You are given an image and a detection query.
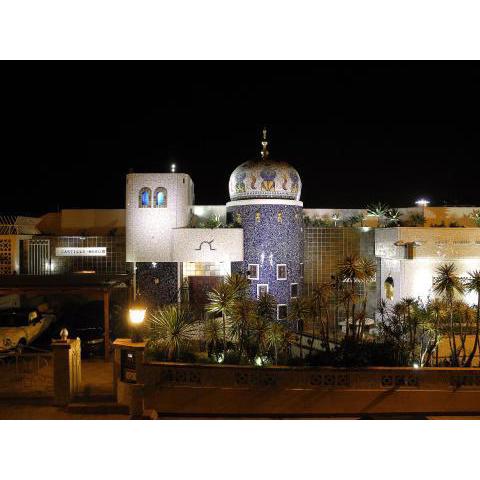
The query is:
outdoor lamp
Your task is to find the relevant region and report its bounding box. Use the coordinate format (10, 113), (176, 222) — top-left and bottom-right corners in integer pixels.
(129, 304), (146, 343)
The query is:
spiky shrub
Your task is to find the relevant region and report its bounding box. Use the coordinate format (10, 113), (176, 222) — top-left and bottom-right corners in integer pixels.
(409, 212), (425, 227)
(147, 304), (198, 361)
(470, 209), (480, 227)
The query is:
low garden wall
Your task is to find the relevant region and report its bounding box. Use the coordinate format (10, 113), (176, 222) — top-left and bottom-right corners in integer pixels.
(140, 362), (480, 417)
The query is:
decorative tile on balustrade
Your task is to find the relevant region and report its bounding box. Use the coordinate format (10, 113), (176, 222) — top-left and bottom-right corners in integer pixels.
(143, 363), (480, 393)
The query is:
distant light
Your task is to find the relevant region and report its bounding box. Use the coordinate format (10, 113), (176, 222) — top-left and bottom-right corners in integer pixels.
(171, 163), (176, 173)
(413, 362), (420, 369)
(415, 199), (430, 207)
(217, 353), (224, 364)
(151, 262), (157, 268)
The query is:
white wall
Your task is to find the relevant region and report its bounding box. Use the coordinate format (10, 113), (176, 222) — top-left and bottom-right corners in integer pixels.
(172, 228), (243, 263)
(126, 173), (194, 262)
(379, 257), (480, 306)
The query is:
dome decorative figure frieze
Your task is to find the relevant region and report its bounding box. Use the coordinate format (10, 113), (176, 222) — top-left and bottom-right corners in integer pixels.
(228, 128), (302, 202)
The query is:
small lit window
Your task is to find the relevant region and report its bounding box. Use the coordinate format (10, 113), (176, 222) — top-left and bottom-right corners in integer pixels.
(139, 187), (152, 208)
(277, 304), (288, 320)
(300, 263), (304, 278)
(154, 187), (167, 208)
(257, 284), (269, 298)
(255, 212), (261, 223)
(277, 264), (287, 280)
(248, 264), (259, 280)
(277, 212), (283, 223)
(291, 283), (299, 299)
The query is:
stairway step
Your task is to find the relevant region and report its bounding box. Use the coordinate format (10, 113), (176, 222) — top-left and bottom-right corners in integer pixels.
(67, 402), (129, 415)
(73, 394), (116, 403)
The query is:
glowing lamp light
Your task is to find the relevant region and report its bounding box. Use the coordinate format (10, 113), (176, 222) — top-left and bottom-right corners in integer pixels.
(129, 304), (147, 343)
(413, 363), (420, 369)
(171, 163), (176, 173)
(415, 199), (430, 207)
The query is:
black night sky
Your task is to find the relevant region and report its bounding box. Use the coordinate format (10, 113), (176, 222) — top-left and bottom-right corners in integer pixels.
(2, 62), (479, 216)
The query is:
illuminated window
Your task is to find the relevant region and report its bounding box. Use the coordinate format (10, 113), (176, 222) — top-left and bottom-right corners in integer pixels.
(291, 283), (299, 298)
(257, 284), (269, 298)
(139, 187), (152, 208)
(384, 276), (394, 300)
(154, 187), (167, 208)
(277, 304), (288, 320)
(277, 264), (287, 280)
(248, 264), (259, 280)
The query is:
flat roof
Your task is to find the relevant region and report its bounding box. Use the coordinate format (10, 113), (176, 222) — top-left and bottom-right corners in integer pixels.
(0, 274), (131, 294)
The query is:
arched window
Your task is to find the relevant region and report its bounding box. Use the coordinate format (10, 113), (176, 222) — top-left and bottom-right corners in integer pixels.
(384, 276), (395, 300)
(154, 187), (168, 208)
(139, 187), (152, 208)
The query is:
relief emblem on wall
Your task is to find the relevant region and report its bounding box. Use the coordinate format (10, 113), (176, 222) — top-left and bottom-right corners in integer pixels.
(195, 240), (216, 251)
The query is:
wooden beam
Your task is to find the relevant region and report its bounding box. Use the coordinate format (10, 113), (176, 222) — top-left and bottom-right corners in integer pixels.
(103, 290), (110, 361)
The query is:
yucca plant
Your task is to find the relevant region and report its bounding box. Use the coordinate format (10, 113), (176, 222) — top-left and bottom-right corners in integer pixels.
(366, 202), (390, 227)
(264, 322), (292, 365)
(148, 305), (198, 361)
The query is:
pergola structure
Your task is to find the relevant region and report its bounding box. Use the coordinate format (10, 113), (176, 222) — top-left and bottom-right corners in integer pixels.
(0, 274), (132, 360)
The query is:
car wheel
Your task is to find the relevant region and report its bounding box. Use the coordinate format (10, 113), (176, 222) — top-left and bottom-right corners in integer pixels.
(16, 339), (27, 354)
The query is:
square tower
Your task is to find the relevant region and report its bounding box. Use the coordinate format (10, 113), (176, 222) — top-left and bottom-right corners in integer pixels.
(126, 173), (194, 262)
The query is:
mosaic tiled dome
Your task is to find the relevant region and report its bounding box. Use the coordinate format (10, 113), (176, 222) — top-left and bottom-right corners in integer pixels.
(229, 159), (302, 201)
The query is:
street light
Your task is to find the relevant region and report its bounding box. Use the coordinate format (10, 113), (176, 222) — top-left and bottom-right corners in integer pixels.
(129, 303), (147, 343)
(415, 199), (430, 207)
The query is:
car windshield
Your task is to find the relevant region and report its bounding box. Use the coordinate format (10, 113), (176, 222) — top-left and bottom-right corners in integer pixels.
(0, 312), (29, 327)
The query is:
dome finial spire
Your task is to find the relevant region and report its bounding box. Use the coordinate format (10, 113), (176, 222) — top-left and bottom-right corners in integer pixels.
(261, 126), (269, 159)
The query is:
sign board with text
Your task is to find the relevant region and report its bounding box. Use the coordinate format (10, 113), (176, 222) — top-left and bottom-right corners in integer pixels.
(55, 247), (107, 257)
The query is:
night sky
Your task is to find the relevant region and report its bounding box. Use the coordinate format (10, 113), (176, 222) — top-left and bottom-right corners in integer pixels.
(2, 62), (479, 216)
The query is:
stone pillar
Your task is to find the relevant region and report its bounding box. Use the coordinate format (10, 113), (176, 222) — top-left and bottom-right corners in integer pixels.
(113, 339), (146, 417)
(52, 338), (82, 406)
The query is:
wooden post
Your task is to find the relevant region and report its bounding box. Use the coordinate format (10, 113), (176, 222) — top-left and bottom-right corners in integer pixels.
(104, 289), (110, 361)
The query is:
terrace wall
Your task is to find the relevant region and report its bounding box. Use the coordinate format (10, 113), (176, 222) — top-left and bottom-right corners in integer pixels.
(139, 362), (480, 417)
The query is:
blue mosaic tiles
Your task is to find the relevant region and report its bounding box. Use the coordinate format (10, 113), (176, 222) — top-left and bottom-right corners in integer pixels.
(227, 203), (304, 315)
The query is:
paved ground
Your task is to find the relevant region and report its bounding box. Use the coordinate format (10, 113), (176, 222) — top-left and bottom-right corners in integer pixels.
(0, 358), (126, 420)
(0, 404), (128, 420)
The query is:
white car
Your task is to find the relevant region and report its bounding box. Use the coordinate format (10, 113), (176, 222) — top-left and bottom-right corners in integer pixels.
(0, 309), (55, 353)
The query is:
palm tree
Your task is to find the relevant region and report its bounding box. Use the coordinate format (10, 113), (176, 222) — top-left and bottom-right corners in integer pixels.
(148, 305), (197, 361)
(338, 255), (362, 339)
(252, 294), (276, 357)
(230, 297), (256, 358)
(311, 283), (333, 351)
(427, 298), (444, 366)
(465, 270), (480, 367)
(433, 263), (465, 366)
(206, 281), (235, 357)
(264, 322), (291, 365)
(401, 297), (419, 360)
(288, 296), (311, 358)
(357, 257), (376, 340)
